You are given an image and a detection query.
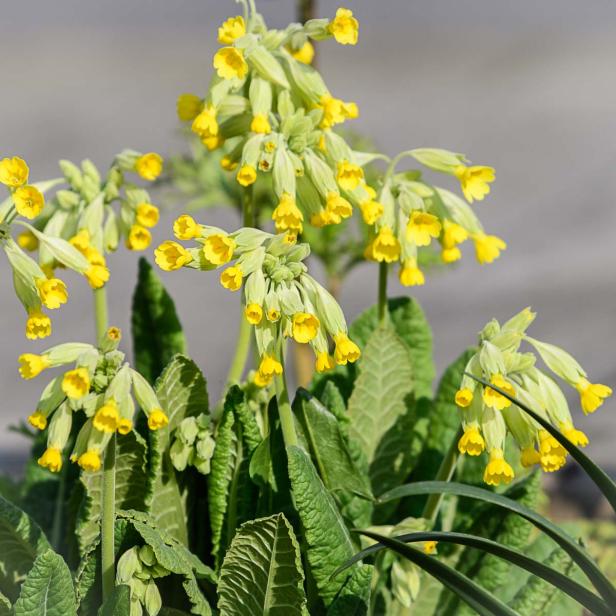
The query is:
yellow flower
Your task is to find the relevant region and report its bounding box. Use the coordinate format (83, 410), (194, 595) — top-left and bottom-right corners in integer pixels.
(443, 220), (468, 246)
(399, 259), (425, 287)
(218, 15), (246, 44)
(342, 101), (359, 119)
(520, 446), (541, 468)
(455, 165), (495, 203)
(315, 351), (335, 373)
(135, 153), (163, 181)
(154, 241), (193, 271)
(148, 409), (169, 430)
(326, 192), (352, 221)
(267, 307), (281, 322)
(93, 400), (120, 433)
(13, 185), (44, 219)
(19, 353), (51, 381)
(311, 209), (336, 228)
(336, 160), (364, 191)
(126, 225), (152, 251)
(107, 326), (122, 341)
(442, 246), (462, 263)
(0, 156), (29, 187)
(117, 418), (133, 435)
(250, 113), (271, 134)
(136, 203), (160, 228)
(561, 422), (589, 447)
(36, 277), (68, 310)
(334, 332), (361, 365)
(329, 7), (359, 45)
(258, 354), (283, 378)
(26, 311), (51, 340)
(473, 233), (506, 264)
(220, 266), (243, 291)
(62, 368), (90, 400)
(538, 430), (567, 472)
(213, 47), (248, 80)
(358, 199), (383, 225)
(458, 426), (485, 456)
(192, 105), (218, 138)
(69, 229), (91, 251)
(236, 164), (257, 186)
(318, 94), (346, 129)
(203, 233), (236, 265)
(17, 230), (39, 251)
(292, 313), (320, 344)
(78, 450), (101, 472)
(28, 411), (47, 430)
(483, 449), (514, 486)
(454, 388), (473, 407)
(406, 211), (442, 247)
(177, 93), (203, 122)
(290, 41), (315, 64)
(38, 447), (62, 473)
(272, 193), (304, 232)
(202, 135), (224, 151)
(371, 226), (400, 263)
(482, 374), (515, 410)
(575, 378), (612, 414)
(423, 541), (438, 555)
(220, 156), (238, 171)
(245, 303), (263, 325)
(85, 264), (110, 289)
(173, 214), (201, 240)
(253, 372), (272, 388)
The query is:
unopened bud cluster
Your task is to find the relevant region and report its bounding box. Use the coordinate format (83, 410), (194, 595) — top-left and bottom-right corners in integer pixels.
(170, 415), (215, 474)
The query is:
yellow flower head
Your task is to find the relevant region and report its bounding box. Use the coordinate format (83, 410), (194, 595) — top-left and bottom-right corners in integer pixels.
(221, 156), (238, 171)
(28, 411), (47, 431)
(36, 277), (68, 310)
(38, 447), (62, 473)
(371, 226), (400, 263)
(117, 418), (133, 435)
(311, 209), (336, 228)
(135, 153), (163, 181)
(561, 422), (589, 447)
(192, 105), (219, 138)
(399, 259), (425, 287)
(258, 354), (283, 378)
(148, 408), (169, 431)
(136, 203), (160, 228)
(253, 372), (272, 388)
(177, 93), (203, 122)
(342, 101), (359, 119)
(423, 541), (438, 555)
(218, 15), (246, 44)
(359, 199), (383, 225)
(473, 233), (506, 265)
(483, 449), (514, 486)
(455, 165), (495, 203)
(173, 214), (201, 240)
(336, 160), (364, 191)
(442, 246), (462, 263)
(93, 400), (120, 433)
(442, 220), (468, 247)
(454, 388), (473, 407)
(203, 233), (236, 265)
(85, 264), (110, 289)
(292, 313), (320, 344)
(290, 41), (315, 64)
(520, 446), (541, 468)
(154, 241), (193, 271)
(26, 311), (52, 340)
(250, 113), (271, 134)
(406, 211), (442, 247)
(267, 307), (281, 322)
(202, 135), (224, 151)
(213, 47), (248, 80)
(126, 225), (152, 251)
(329, 8), (359, 45)
(538, 430), (567, 472)
(78, 450), (101, 473)
(326, 192), (352, 221)
(62, 368), (90, 400)
(70, 229), (91, 252)
(318, 95), (346, 129)
(575, 378), (612, 414)
(220, 266), (243, 291)
(236, 164), (257, 186)
(18, 353), (50, 379)
(13, 185), (44, 219)
(245, 303), (263, 325)
(0, 156), (29, 187)
(315, 351), (335, 374)
(107, 326), (122, 342)
(17, 230), (39, 251)
(334, 332), (361, 365)
(482, 374), (515, 410)
(458, 426), (485, 456)
(272, 193), (304, 232)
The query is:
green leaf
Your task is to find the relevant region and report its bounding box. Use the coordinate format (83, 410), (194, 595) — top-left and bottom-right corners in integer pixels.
(326, 564), (373, 616)
(13, 550), (77, 616)
(98, 584), (131, 616)
(217, 513), (307, 615)
(318, 381), (347, 427)
(0, 591), (10, 616)
(132, 257), (187, 383)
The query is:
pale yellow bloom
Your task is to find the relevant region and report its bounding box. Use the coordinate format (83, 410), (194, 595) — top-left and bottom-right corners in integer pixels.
(93, 400), (120, 433)
(575, 378), (612, 414)
(473, 233), (506, 264)
(117, 418), (133, 435)
(26, 311), (52, 340)
(177, 93), (203, 122)
(370, 226), (400, 263)
(0, 156), (29, 187)
(220, 266), (243, 291)
(290, 41), (315, 64)
(333, 332), (361, 365)
(136, 203), (160, 228)
(148, 409), (169, 431)
(358, 199), (383, 225)
(399, 259), (425, 287)
(13, 185), (44, 219)
(245, 303), (263, 325)
(406, 211), (441, 247)
(17, 230), (39, 251)
(36, 278), (68, 310)
(192, 105), (218, 139)
(454, 388), (473, 407)
(213, 47), (248, 80)
(78, 450), (101, 472)
(236, 164), (257, 186)
(292, 313), (320, 344)
(483, 449), (514, 486)
(250, 113), (271, 134)
(272, 193), (303, 232)
(336, 160), (363, 191)
(315, 351), (335, 373)
(218, 15), (246, 44)
(62, 368), (90, 399)
(329, 8), (359, 45)
(135, 153), (163, 181)
(28, 411), (47, 431)
(19, 353), (50, 379)
(173, 214), (201, 240)
(325, 192), (352, 222)
(155, 241), (193, 271)
(203, 234), (236, 265)
(458, 426), (485, 456)
(126, 225), (152, 251)
(38, 447), (62, 473)
(455, 165), (495, 203)
(482, 374), (515, 410)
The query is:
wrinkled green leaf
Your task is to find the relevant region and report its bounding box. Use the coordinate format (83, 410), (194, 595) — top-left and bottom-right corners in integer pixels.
(99, 584), (131, 616)
(326, 563), (373, 616)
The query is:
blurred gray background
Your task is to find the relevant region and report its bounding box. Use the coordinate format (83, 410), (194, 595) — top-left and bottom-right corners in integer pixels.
(1, 1), (615, 472)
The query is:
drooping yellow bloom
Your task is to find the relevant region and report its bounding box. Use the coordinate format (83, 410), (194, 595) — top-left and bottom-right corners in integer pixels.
(173, 214), (201, 240)
(458, 426), (485, 456)
(538, 430), (567, 472)
(358, 199), (383, 225)
(13, 185), (44, 219)
(218, 15), (246, 44)
(575, 378), (612, 414)
(69, 229), (91, 252)
(136, 203), (160, 228)
(290, 41), (315, 64)
(254, 371), (272, 388)
(126, 225), (152, 251)
(36, 277), (68, 310)
(423, 541), (438, 555)
(336, 160), (364, 191)
(62, 368), (90, 400)
(561, 422), (589, 447)
(117, 418), (133, 435)
(455, 388), (473, 407)
(26, 311), (52, 340)
(19, 353), (51, 379)
(220, 266), (243, 291)
(155, 241), (193, 271)
(441, 220), (468, 263)
(202, 135), (224, 151)
(220, 156), (238, 171)
(85, 263), (110, 289)
(176, 93), (203, 122)
(455, 165), (495, 203)
(482, 374), (515, 410)
(245, 303), (263, 325)
(72, 237), (110, 288)
(213, 47), (248, 80)
(370, 226), (400, 263)
(406, 211), (442, 247)
(267, 307), (281, 322)
(236, 164), (257, 186)
(473, 233), (506, 264)
(135, 153), (163, 181)
(107, 326), (122, 341)
(442, 246), (462, 263)
(93, 400), (120, 433)
(78, 450), (101, 472)
(520, 446), (541, 468)
(399, 259), (425, 287)
(148, 409), (169, 431)
(203, 234), (236, 265)
(483, 449), (514, 486)
(318, 94), (346, 129)
(329, 8), (359, 45)
(311, 209), (337, 228)
(325, 192), (353, 221)
(272, 193), (304, 232)
(342, 101), (359, 119)
(315, 351), (335, 373)
(192, 105), (219, 139)
(38, 447), (62, 473)
(258, 354), (283, 379)
(17, 230), (39, 251)
(292, 313), (320, 344)
(333, 332), (361, 365)
(28, 411), (47, 430)
(0, 156), (29, 187)
(250, 113), (271, 134)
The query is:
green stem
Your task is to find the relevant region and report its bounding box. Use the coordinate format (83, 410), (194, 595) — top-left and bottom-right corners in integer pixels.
(377, 262), (388, 323)
(275, 371), (298, 448)
(101, 435), (116, 600)
(93, 287), (109, 344)
(50, 452), (68, 550)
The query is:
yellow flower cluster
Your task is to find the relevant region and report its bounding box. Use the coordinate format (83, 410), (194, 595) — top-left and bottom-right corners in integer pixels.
(454, 308), (611, 486)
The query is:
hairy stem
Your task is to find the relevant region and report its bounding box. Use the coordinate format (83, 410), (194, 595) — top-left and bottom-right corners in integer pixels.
(275, 370), (298, 448)
(377, 261), (388, 323)
(93, 287), (109, 344)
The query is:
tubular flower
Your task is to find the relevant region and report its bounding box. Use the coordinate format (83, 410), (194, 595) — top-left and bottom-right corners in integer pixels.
(482, 374), (515, 410)
(218, 15), (246, 44)
(136, 203), (160, 228)
(272, 193), (304, 232)
(62, 368), (90, 400)
(250, 113), (271, 134)
(329, 8), (359, 45)
(458, 426), (485, 456)
(473, 233), (506, 264)
(245, 303), (263, 325)
(325, 192), (352, 221)
(358, 199), (383, 225)
(192, 105), (218, 139)
(399, 259), (425, 287)
(455, 165), (495, 203)
(38, 447), (62, 473)
(93, 400), (120, 433)
(126, 225), (152, 251)
(423, 541), (438, 555)
(290, 41), (315, 64)
(177, 93), (203, 122)
(117, 418), (133, 435)
(575, 378), (612, 414)
(370, 226), (400, 263)
(334, 332), (361, 365)
(483, 449), (514, 486)
(560, 422), (589, 447)
(336, 160), (363, 191)
(148, 409), (169, 431)
(174, 215), (201, 240)
(28, 411), (47, 431)
(13, 185), (44, 219)
(155, 241), (193, 271)
(19, 353), (50, 379)
(539, 431), (567, 472)
(315, 351), (335, 373)
(258, 355), (283, 379)
(236, 164), (257, 186)
(318, 94), (347, 128)
(26, 311), (52, 340)
(85, 263), (110, 289)
(134, 152), (163, 181)
(220, 266), (243, 291)
(203, 234), (236, 265)
(78, 450), (102, 472)
(0, 156), (29, 187)
(455, 388), (473, 407)
(36, 278), (68, 310)
(520, 446), (541, 468)
(213, 47), (248, 80)
(406, 211), (441, 247)
(292, 313), (320, 343)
